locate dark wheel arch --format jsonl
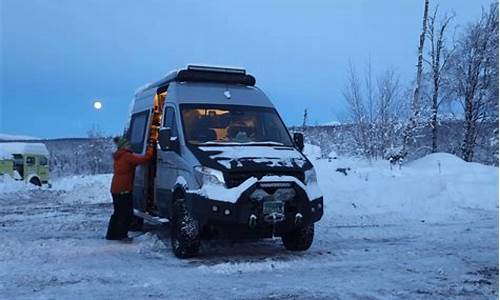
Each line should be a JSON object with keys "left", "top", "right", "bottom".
{"left": 29, "top": 176, "right": 42, "bottom": 187}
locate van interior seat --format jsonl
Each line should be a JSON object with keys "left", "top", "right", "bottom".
{"left": 192, "top": 128, "right": 217, "bottom": 143}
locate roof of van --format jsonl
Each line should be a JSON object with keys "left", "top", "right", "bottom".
{"left": 131, "top": 65, "right": 275, "bottom": 112}
{"left": 0, "top": 143, "right": 49, "bottom": 157}
{"left": 135, "top": 65, "right": 256, "bottom": 97}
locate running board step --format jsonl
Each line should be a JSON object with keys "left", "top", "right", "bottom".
{"left": 133, "top": 209, "right": 169, "bottom": 225}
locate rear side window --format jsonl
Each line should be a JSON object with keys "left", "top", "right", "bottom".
{"left": 129, "top": 111, "right": 149, "bottom": 153}
{"left": 163, "top": 107, "right": 178, "bottom": 137}
{"left": 26, "top": 156, "right": 35, "bottom": 166}
{"left": 39, "top": 156, "right": 48, "bottom": 166}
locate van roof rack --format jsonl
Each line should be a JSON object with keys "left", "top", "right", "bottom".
{"left": 135, "top": 65, "right": 256, "bottom": 96}
{"left": 177, "top": 65, "right": 255, "bottom": 86}
{"left": 186, "top": 65, "right": 246, "bottom": 75}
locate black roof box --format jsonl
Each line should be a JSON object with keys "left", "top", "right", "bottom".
{"left": 175, "top": 65, "right": 256, "bottom": 86}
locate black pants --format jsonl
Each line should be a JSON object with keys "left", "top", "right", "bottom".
{"left": 106, "top": 193, "right": 133, "bottom": 240}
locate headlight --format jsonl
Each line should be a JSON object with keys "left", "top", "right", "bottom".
{"left": 304, "top": 168, "right": 318, "bottom": 185}
{"left": 194, "top": 166, "right": 225, "bottom": 186}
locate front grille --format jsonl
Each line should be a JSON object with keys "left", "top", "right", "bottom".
{"left": 226, "top": 171, "right": 304, "bottom": 188}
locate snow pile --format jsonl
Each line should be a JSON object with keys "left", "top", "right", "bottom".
{"left": 303, "top": 143, "right": 321, "bottom": 160}
{"left": 0, "top": 173, "right": 113, "bottom": 203}
{"left": 314, "top": 152, "right": 498, "bottom": 221}
{"left": 0, "top": 148, "right": 12, "bottom": 160}
{"left": 2, "top": 150, "right": 495, "bottom": 222}
{"left": 0, "top": 175, "right": 36, "bottom": 193}
{"left": 136, "top": 232, "right": 169, "bottom": 258}
{"left": 52, "top": 174, "right": 112, "bottom": 204}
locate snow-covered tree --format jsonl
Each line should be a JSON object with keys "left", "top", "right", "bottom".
{"left": 448, "top": 3, "right": 499, "bottom": 161}
{"left": 343, "top": 62, "right": 402, "bottom": 159}
{"left": 425, "top": 6, "right": 454, "bottom": 153}
{"left": 87, "top": 125, "right": 112, "bottom": 175}
{"left": 402, "top": 0, "right": 430, "bottom": 155}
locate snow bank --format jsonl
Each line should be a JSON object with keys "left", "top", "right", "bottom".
{"left": 0, "top": 174, "right": 112, "bottom": 205}
{"left": 315, "top": 153, "right": 498, "bottom": 221}
{"left": 52, "top": 174, "right": 112, "bottom": 204}
{"left": 303, "top": 143, "right": 321, "bottom": 160}
{"left": 0, "top": 175, "right": 36, "bottom": 193}
{"left": 1, "top": 152, "right": 496, "bottom": 222}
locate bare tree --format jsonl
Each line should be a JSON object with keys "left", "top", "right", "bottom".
{"left": 87, "top": 125, "right": 110, "bottom": 174}
{"left": 450, "top": 3, "right": 498, "bottom": 161}
{"left": 402, "top": 0, "right": 430, "bottom": 154}
{"left": 343, "top": 62, "right": 402, "bottom": 159}
{"left": 344, "top": 62, "right": 371, "bottom": 157}
{"left": 302, "top": 108, "right": 308, "bottom": 129}
{"left": 376, "top": 68, "right": 401, "bottom": 156}
{"left": 425, "top": 6, "right": 454, "bottom": 152}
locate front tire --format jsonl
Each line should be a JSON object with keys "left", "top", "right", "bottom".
{"left": 281, "top": 223, "right": 314, "bottom": 251}
{"left": 171, "top": 199, "right": 200, "bottom": 258}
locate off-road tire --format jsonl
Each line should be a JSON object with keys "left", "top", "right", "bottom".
{"left": 281, "top": 223, "right": 314, "bottom": 251}
{"left": 29, "top": 177, "right": 41, "bottom": 187}
{"left": 171, "top": 199, "right": 200, "bottom": 258}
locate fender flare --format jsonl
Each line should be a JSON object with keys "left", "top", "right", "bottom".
{"left": 173, "top": 176, "right": 188, "bottom": 200}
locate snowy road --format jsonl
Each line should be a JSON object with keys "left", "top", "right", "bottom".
{"left": 0, "top": 153, "right": 498, "bottom": 299}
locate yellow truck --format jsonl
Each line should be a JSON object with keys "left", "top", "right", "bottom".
{"left": 0, "top": 142, "right": 50, "bottom": 186}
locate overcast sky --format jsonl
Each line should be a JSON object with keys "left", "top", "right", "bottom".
{"left": 0, "top": 0, "right": 493, "bottom": 138}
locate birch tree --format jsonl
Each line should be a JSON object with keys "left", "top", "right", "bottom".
{"left": 450, "top": 3, "right": 498, "bottom": 161}
{"left": 402, "top": 0, "right": 430, "bottom": 155}
{"left": 425, "top": 7, "right": 454, "bottom": 153}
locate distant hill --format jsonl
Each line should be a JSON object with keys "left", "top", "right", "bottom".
{"left": 0, "top": 133, "right": 40, "bottom": 141}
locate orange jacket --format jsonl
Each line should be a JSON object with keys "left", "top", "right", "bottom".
{"left": 110, "top": 147, "right": 154, "bottom": 194}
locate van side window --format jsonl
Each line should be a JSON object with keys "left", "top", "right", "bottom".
{"left": 163, "top": 107, "right": 178, "bottom": 137}
{"left": 39, "top": 156, "right": 48, "bottom": 166}
{"left": 129, "top": 111, "right": 149, "bottom": 153}
{"left": 26, "top": 156, "right": 35, "bottom": 166}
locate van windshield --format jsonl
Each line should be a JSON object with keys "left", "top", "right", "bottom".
{"left": 181, "top": 105, "right": 293, "bottom": 146}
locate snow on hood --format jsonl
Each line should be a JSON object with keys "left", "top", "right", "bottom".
{"left": 197, "top": 146, "right": 308, "bottom": 170}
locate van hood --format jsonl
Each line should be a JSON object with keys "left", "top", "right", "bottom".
{"left": 190, "top": 145, "right": 312, "bottom": 172}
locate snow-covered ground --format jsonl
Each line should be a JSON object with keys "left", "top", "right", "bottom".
{"left": 0, "top": 150, "right": 498, "bottom": 299}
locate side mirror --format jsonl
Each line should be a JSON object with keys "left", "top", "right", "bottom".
{"left": 293, "top": 132, "right": 304, "bottom": 152}
{"left": 159, "top": 127, "right": 179, "bottom": 152}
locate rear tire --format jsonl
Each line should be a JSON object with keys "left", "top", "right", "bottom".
{"left": 171, "top": 199, "right": 200, "bottom": 258}
{"left": 29, "top": 177, "right": 41, "bottom": 187}
{"left": 281, "top": 223, "right": 314, "bottom": 251}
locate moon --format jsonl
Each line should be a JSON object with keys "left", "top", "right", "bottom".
{"left": 93, "top": 101, "right": 103, "bottom": 110}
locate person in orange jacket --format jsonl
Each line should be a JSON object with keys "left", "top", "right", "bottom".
{"left": 106, "top": 136, "right": 154, "bottom": 241}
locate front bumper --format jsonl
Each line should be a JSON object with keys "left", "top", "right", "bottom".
{"left": 185, "top": 181, "right": 323, "bottom": 238}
